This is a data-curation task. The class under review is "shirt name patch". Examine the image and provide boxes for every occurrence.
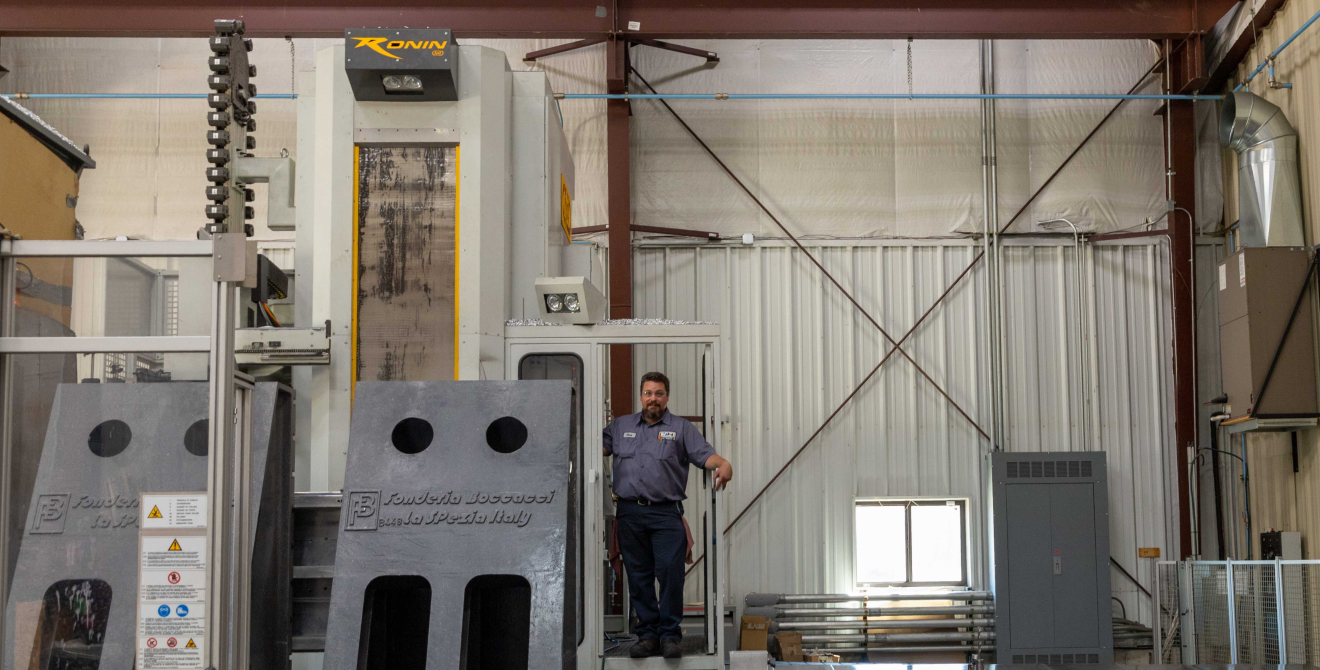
[623,432,637,438]
[659,431,677,440]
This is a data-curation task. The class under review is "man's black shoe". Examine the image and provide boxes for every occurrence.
[662,639,683,659]
[630,639,660,658]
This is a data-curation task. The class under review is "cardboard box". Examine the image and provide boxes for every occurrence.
[775,632,803,662]
[806,651,841,662]
[729,650,770,670]
[739,615,769,651]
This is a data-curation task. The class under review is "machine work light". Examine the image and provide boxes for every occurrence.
[534,276,605,324]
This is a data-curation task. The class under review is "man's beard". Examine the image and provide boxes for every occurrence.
[643,404,663,421]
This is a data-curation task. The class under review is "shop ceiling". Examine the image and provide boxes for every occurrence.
[0,0,1239,40]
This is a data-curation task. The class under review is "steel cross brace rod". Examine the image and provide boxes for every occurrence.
[524,35,718,63]
[677,57,1164,566]
[630,66,987,441]
[572,223,720,240]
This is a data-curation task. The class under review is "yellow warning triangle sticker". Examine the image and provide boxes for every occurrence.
[185,639,197,649]
[148,505,163,519]
[168,539,182,551]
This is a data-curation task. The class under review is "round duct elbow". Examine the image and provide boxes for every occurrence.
[1221,90,1296,152]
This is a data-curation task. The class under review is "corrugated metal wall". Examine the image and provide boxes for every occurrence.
[1228,0,1320,562]
[632,237,1177,624]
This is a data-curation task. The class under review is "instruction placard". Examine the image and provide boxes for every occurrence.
[138,494,207,669]
[141,494,207,529]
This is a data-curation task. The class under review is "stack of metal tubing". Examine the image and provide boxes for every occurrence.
[743,591,996,656]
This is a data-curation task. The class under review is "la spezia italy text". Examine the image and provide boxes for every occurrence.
[379,490,555,528]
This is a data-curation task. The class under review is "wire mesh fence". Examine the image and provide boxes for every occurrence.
[1158,560,1320,664]
[1156,561,1181,663]
[1282,563,1320,663]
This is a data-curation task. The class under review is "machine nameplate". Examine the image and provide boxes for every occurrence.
[348,488,556,530]
[91,511,140,530]
[381,490,556,505]
[378,509,534,528]
[71,492,142,508]
[34,491,148,532]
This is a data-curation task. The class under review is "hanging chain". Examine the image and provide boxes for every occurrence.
[906,38,914,99]
[286,36,296,95]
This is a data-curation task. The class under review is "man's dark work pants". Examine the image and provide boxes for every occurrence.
[616,500,686,641]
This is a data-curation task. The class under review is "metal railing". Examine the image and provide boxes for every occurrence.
[1156,559,1320,664]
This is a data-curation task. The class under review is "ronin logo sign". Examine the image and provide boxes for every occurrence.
[352,37,449,60]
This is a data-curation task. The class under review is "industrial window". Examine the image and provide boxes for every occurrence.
[855,499,967,586]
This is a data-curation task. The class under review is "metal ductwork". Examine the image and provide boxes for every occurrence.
[1221,91,1305,247]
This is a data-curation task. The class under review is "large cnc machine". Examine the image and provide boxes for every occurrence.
[0,25,725,670]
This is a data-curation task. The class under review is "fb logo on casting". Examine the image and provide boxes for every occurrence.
[32,494,69,534]
[346,491,380,531]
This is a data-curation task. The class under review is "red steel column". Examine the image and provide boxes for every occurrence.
[1167,40,1199,559]
[607,35,634,418]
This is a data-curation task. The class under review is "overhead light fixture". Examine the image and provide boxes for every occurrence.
[534,276,605,324]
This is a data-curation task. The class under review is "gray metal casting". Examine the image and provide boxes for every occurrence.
[1221,91,1304,248]
[322,380,572,670]
[3,381,291,670]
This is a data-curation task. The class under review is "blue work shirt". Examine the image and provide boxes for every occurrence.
[603,410,717,503]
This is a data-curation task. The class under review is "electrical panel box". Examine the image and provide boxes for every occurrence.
[990,451,1113,665]
[1217,247,1318,420]
[1261,530,1302,560]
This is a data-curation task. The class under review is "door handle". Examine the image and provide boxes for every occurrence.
[1053,554,1062,575]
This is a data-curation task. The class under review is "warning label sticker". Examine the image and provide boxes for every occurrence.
[138,540,206,669]
[137,593,206,668]
[141,494,207,529]
[142,536,205,570]
[138,497,207,670]
[139,566,205,602]
[139,602,205,637]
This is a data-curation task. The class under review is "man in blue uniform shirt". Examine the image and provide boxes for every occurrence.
[604,371,733,659]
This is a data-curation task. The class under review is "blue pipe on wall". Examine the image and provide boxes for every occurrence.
[1,92,1212,102]
[562,93,1214,101]
[1237,8,1320,91]
[1,93,297,99]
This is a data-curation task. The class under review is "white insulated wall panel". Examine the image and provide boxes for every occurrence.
[633,239,1175,624]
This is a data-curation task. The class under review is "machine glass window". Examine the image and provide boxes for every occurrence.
[516,354,584,645]
[855,499,966,586]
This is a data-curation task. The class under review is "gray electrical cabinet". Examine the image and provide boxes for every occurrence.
[990,451,1112,665]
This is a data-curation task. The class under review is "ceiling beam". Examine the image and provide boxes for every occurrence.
[0,0,1237,39]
